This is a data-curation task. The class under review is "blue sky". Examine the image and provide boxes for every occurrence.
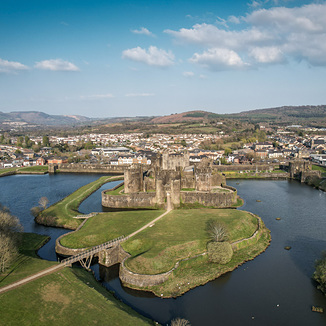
[1,0,326,118]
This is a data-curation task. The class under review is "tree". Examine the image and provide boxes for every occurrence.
[170,318,191,326]
[0,204,23,272]
[206,219,228,242]
[313,252,326,296]
[42,135,50,147]
[38,197,49,210]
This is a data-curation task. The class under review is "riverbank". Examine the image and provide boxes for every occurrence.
[0,165,48,177]
[36,175,123,229]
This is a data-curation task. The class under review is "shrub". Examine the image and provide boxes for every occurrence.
[207,242,233,264]
[313,252,326,296]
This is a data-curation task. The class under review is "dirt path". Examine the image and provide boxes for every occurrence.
[0,264,64,294]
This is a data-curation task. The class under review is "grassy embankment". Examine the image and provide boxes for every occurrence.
[60,210,164,249]
[120,209,270,297]
[36,175,123,229]
[0,165,48,176]
[0,233,154,326]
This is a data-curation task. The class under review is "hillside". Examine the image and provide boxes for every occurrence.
[150,110,221,124]
[0,111,93,126]
[228,105,326,127]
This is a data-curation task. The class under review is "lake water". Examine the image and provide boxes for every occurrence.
[0,174,325,325]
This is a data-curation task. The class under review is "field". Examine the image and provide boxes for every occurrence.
[0,233,154,325]
[60,210,164,249]
[122,209,259,275]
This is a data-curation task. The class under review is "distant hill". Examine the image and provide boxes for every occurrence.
[228,105,326,126]
[0,111,93,126]
[150,110,221,124]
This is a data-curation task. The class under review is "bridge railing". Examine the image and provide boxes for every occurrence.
[61,235,126,266]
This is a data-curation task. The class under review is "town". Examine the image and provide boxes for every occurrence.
[1,123,326,169]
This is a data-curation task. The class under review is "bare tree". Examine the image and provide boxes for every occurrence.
[38,197,49,210]
[206,219,228,242]
[0,204,23,272]
[171,318,191,326]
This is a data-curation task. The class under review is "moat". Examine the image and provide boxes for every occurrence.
[0,174,326,325]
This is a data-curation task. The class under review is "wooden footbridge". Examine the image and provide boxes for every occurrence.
[60,235,127,270]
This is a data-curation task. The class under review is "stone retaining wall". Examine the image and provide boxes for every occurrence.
[213,163,279,172]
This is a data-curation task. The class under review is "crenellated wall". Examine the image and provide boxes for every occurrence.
[52,163,132,174]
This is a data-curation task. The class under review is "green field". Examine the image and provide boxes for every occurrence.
[60,210,164,248]
[122,209,259,275]
[0,266,154,326]
[0,232,154,325]
[36,175,123,229]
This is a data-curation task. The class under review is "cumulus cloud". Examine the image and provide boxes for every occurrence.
[122,46,175,67]
[166,3,326,68]
[131,27,155,37]
[0,58,29,73]
[35,59,80,71]
[125,93,154,97]
[190,48,248,70]
[249,46,285,63]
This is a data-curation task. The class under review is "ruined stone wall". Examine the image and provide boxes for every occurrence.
[102,191,157,208]
[300,170,321,183]
[180,189,237,208]
[289,160,312,179]
[161,152,189,170]
[195,167,213,191]
[143,176,155,192]
[124,165,143,194]
[55,163,128,174]
[119,258,171,287]
[213,164,278,172]
[98,244,130,267]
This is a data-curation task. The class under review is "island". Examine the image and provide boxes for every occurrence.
[40,153,271,298]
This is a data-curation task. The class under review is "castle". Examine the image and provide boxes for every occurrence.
[102,152,237,209]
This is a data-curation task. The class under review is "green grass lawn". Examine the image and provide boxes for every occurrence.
[121,209,259,275]
[60,210,164,249]
[0,266,154,326]
[36,175,123,229]
[0,233,55,288]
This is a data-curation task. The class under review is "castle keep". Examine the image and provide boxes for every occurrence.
[102,153,237,209]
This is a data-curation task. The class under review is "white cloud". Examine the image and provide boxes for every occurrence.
[249,46,285,63]
[190,48,248,70]
[35,59,80,71]
[131,27,155,37]
[166,3,326,67]
[122,46,175,67]
[0,58,29,73]
[183,71,195,77]
[80,94,114,100]
[125,93,154,97]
